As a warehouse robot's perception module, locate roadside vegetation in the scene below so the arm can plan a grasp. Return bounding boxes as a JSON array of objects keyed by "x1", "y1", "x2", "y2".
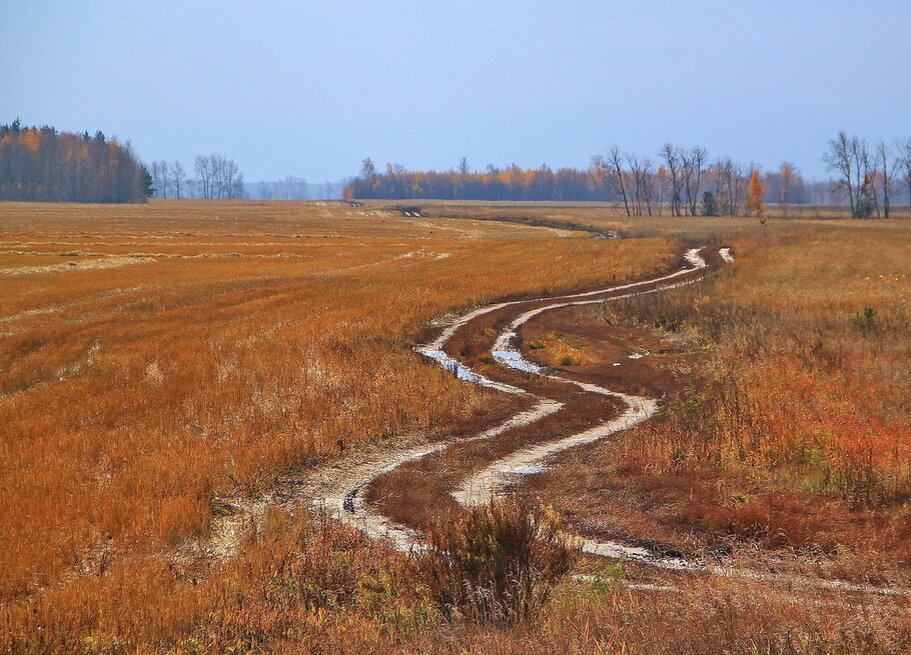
[{"x1": 530, "y1": 229, "x2": 911, "y2": 582}]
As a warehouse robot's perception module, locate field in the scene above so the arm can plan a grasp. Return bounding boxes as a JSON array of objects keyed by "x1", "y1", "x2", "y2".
[
  {"x1": 403, "y1": 199, "x2": 911, "y2": 240},
  {"x1": 1, "y1": 199, "x2": 910, "y2": 653}
]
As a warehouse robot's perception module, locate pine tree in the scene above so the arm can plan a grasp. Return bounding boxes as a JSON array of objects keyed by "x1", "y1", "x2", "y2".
[{"x1": 701, "y1": 191, "x2": 717, "y2": 216}]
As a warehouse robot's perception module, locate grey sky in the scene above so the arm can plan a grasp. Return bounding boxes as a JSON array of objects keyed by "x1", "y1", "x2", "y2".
[{"x1": 4, "y1": 1, "x2": 910, "y2": 182}]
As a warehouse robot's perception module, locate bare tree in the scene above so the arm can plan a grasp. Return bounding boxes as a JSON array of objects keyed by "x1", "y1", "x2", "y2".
[
  {"x1": 659, "y1": 143, "x2": 683, "y2": 216},
  {"x1": 627, "y1": 154, "x2": 655, "y2": 216},
  {"x1": 713, "y1": 158, "x2": 748, "y2": 216},
  {"x1": 194, "y1": 155, "x2": 212, "y2": 199},
  {"x1": 681, "y1": 146, "x2": 708, "y2": 216},
  {"x1": 150, "y1": 160, "x2": 170, "y2": 198},
  {"x1": 191, "y1": 154, "x2": 245, "y2": 199},
  {"x1": 823, "y1": 131, "x2": 872, "y2": 218},
  {"x1": 899, "y1": 138, "x2": 911, "y2": 210},
  {"x1": 874, "y1": 141, "x2": 897, "y2": 218},
  {"x1": 169, "y1": 161, "x2": 186, "y2": 199},
  {"x1": 608, "y1": 146, "x2": 631, "y2": 217},
  {"x1": 654, "y1": 164, "x2": 672, "y2": 216},
  {"x1": 608, "y1": 146, "x2": 633, "y2": 216},
  {"x1": 285, "y1": 175, "x2": 308, "y2": 200}
]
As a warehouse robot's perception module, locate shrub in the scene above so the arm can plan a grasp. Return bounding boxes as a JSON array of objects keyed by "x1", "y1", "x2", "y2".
[
  {"x1": 416, "y1": 500, "x2": 574, "y2": 625},
  {"x1": 851, "y1": 307, "x2": 877, "y2": 336},
  {"x1": 702, "y1": 191, "x2": 717, "y2": 216}
]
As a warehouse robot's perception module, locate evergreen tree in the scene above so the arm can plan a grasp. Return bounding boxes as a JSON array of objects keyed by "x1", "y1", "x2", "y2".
[{"x1": 701, "y1": 191, "x2": 717, "y2": 216}]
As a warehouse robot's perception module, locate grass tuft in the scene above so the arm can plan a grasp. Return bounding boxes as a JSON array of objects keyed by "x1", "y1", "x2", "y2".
[{"x1": 416, "y1": 499, "x2": 574, "y2": 625}]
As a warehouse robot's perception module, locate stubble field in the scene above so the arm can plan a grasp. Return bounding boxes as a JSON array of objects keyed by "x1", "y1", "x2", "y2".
[{"x1": 1, "y1": 199, "x2": 910, "y2": 654}]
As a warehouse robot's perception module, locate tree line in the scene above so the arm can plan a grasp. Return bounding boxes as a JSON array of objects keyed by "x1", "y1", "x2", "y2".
[
  {"x1": 344, "y1": 148, "x2": 797, "y2": 217},
  {"x1": 148, "y1": 154, "x2": 247, "y2": 199},
  {"x1": 824, "y1": 132, "x2": 911, "y2": 218},
  {"x1": 0, "y1": 119, "x2": 151, "y2": 202},
  {"x1": 346, "y1": 135, "x2": 911, "y2": 217}
]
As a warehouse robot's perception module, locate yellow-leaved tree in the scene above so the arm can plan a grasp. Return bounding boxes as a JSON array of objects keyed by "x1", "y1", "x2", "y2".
[{"x1": 746, "y1": 169, "x2": 766, "y2": 216}]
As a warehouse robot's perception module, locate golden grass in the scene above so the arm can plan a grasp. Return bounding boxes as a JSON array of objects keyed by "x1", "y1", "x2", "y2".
[
  {"x1": 0, "y1": 199, "x2": 674, "y2": 650},
  {"x1": 530, "y1": 228, "x2": 911, "y2": 579},
  {"x1": 10, "y1": 504, "x2": 908, "y2": 655},
  {"x1": 4, "y1": 200, "x2": 910, "y2": 653},
  {"x1": 403, "y1": 200, "x2": 911, "y2": 242}
]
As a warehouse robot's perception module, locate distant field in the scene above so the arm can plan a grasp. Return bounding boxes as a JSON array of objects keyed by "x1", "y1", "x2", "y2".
[
  {"x1": 2, "y1": 199, "x2": 910, "y2": 654},
  {"x1": 378, "y1": 199, "x2": 911, "y2": 240}
]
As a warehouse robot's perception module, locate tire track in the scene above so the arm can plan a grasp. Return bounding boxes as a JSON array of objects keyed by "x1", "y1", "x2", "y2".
[
  {"x1": 213, "y1": 241, "x2": 910, "y2": 598},
  {"x1": 328, "y1": 248, "x2": 714, "y2": 562}
]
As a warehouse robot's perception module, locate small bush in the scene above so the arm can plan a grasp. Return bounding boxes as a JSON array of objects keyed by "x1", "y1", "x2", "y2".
[
  {"x1": 555, "y1": 343, "x2": 584, "y2": 366},
  {"x1": 851, "y1": 307, "x2": 877, "y2": 336},
  {"x1": 416, "y1": 500, "x2": 574, "y2": 625}
]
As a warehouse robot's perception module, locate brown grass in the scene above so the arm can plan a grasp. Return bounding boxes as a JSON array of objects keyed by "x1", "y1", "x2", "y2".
[
  {"x1": 4, "y1": 200, "x2": 911, "y2": 653},
  {"x1": 417, "y1": 499, "x2": 574, "y2": 625},
  {"x1": 402, "y1": 199, "x2": 911, "y2": 242},
  {"x1": 0, "y1": 199, "x2": 673, "y2": 650},
  {"x1": 527, "y1": 228, "x2": 911, "y2": 580},
  {"x1": 10, "y1": 502, "x2": 908, "y2": 655}
]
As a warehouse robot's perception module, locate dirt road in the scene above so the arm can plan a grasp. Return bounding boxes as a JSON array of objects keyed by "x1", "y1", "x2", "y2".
[{"x1": 322, "y1": 247, "x2": 723, "y2": 563}]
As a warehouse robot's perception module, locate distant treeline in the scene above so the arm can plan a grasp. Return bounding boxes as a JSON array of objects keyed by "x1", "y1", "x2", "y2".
[
  {"x1": 148, "y1": 160, "x2": 344, "y2": 200},
  {"x1": 0, "y1": 120, "x2": 151, "y2": 203},
  {"x1": 346, "y1": 138, "x2": 911, "y2": 217},
  {"x1": 344, "y1": 151, "x2": 809, "y2": 216},
  {"x1": 148, "y1": 155, "x2": 246, "y2": 199}
]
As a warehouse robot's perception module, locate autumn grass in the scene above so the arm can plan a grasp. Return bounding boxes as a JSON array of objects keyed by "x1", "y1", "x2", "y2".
[
  {"x1": 528, "y1": 229, "x2": 911, "y2": 581},
  {"x1": 0, "y1": 199, "x2": 674, "y2": 651},
  {"x1": 417, "y1": 499, "x2": 574, "y2": 625},
  {"x1": 4, "y1": 200, "x2": 910, "y2": 653},
  {"x1": 403, "y1": 199, "x2": 911, "y2": 242}
]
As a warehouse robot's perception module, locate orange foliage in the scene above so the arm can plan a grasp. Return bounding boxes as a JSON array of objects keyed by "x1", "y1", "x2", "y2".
[{"x1": 746, "y1": 169, "x2": 766, "y2": 216}]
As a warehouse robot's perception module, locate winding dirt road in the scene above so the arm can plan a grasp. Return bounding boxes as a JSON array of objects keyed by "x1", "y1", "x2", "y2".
[
  {"x1": 200, "y1": 240, "x2": 911, "y2": 599},
  {"x1": 314, "y1": 246, "x2": 723, "y2": 562}
]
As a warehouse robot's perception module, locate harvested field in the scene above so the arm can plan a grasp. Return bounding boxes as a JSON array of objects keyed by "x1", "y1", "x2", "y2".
[
  {"x1": 2, "y1": 199, "x2": 910, "y2": 653},
  {"x1": 0, "y1": 199, "x2": 673, "y2": 650}
]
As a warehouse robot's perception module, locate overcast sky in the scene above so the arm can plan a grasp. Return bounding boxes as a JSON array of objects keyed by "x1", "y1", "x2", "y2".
[{"x1": 4, "y1": 1, "x2": 910, "y2": 182}]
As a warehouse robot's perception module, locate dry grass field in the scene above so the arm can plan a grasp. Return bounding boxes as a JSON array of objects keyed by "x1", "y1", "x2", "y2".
[
  {"x1": 0, "y1": 199, "x2": 674, "y2": 652},
  {"x1": 402, "y1": 199, "x2": 911, "y2": 241},
  {"x1": 2, "y1": 199, "x2": 910, "y2": 653},
  {"x1": 525, "y1": 229, "x2": 911, "y2": 575}
]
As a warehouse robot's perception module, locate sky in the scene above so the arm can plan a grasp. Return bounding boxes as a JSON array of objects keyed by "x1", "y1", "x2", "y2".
[{"x1": 3, "y1": 1, "x2": 910, "y2": 182}]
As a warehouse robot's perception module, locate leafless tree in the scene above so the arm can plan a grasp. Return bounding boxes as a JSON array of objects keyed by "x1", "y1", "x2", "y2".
[
  {"x1": 873, "y1": 141, "x2": 898, "y2": 218},
  {"x1": 712, "y1": 158, "x2": 748, "y2": 216},
  {"x1": 659, "y1": 143, "x2": 683, "y2": 216},
  {"x1": 280, "y1": 175, "x2": 308, "y2": 200},
  {"x1": 169, "y1": 161, "x2": 186, "y2": 199},
  {"x1": 824, "y1": 131, "x2": 873, "y2": 218},
  {"x1": 193, "y1": 154, "x2": 246, "y2": 199},
  {"x1": 150, "y1": 160, "x2": 170, "y2": 198},
  {"x1": 681, "y1": 146, "x2": 708, "y2": 216},
  {"x1": 627, "y1": 154, "x2": 655, "y2": 216},
  {"x1": 899, "y1": 138, "x2": 911, "y2": 209},
  {"x1": 194, "y1": 155, "x2": 212, "y2": 199},
  {"x1": 608, "y1": 146, "x2": 631, "y2": 217}
]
